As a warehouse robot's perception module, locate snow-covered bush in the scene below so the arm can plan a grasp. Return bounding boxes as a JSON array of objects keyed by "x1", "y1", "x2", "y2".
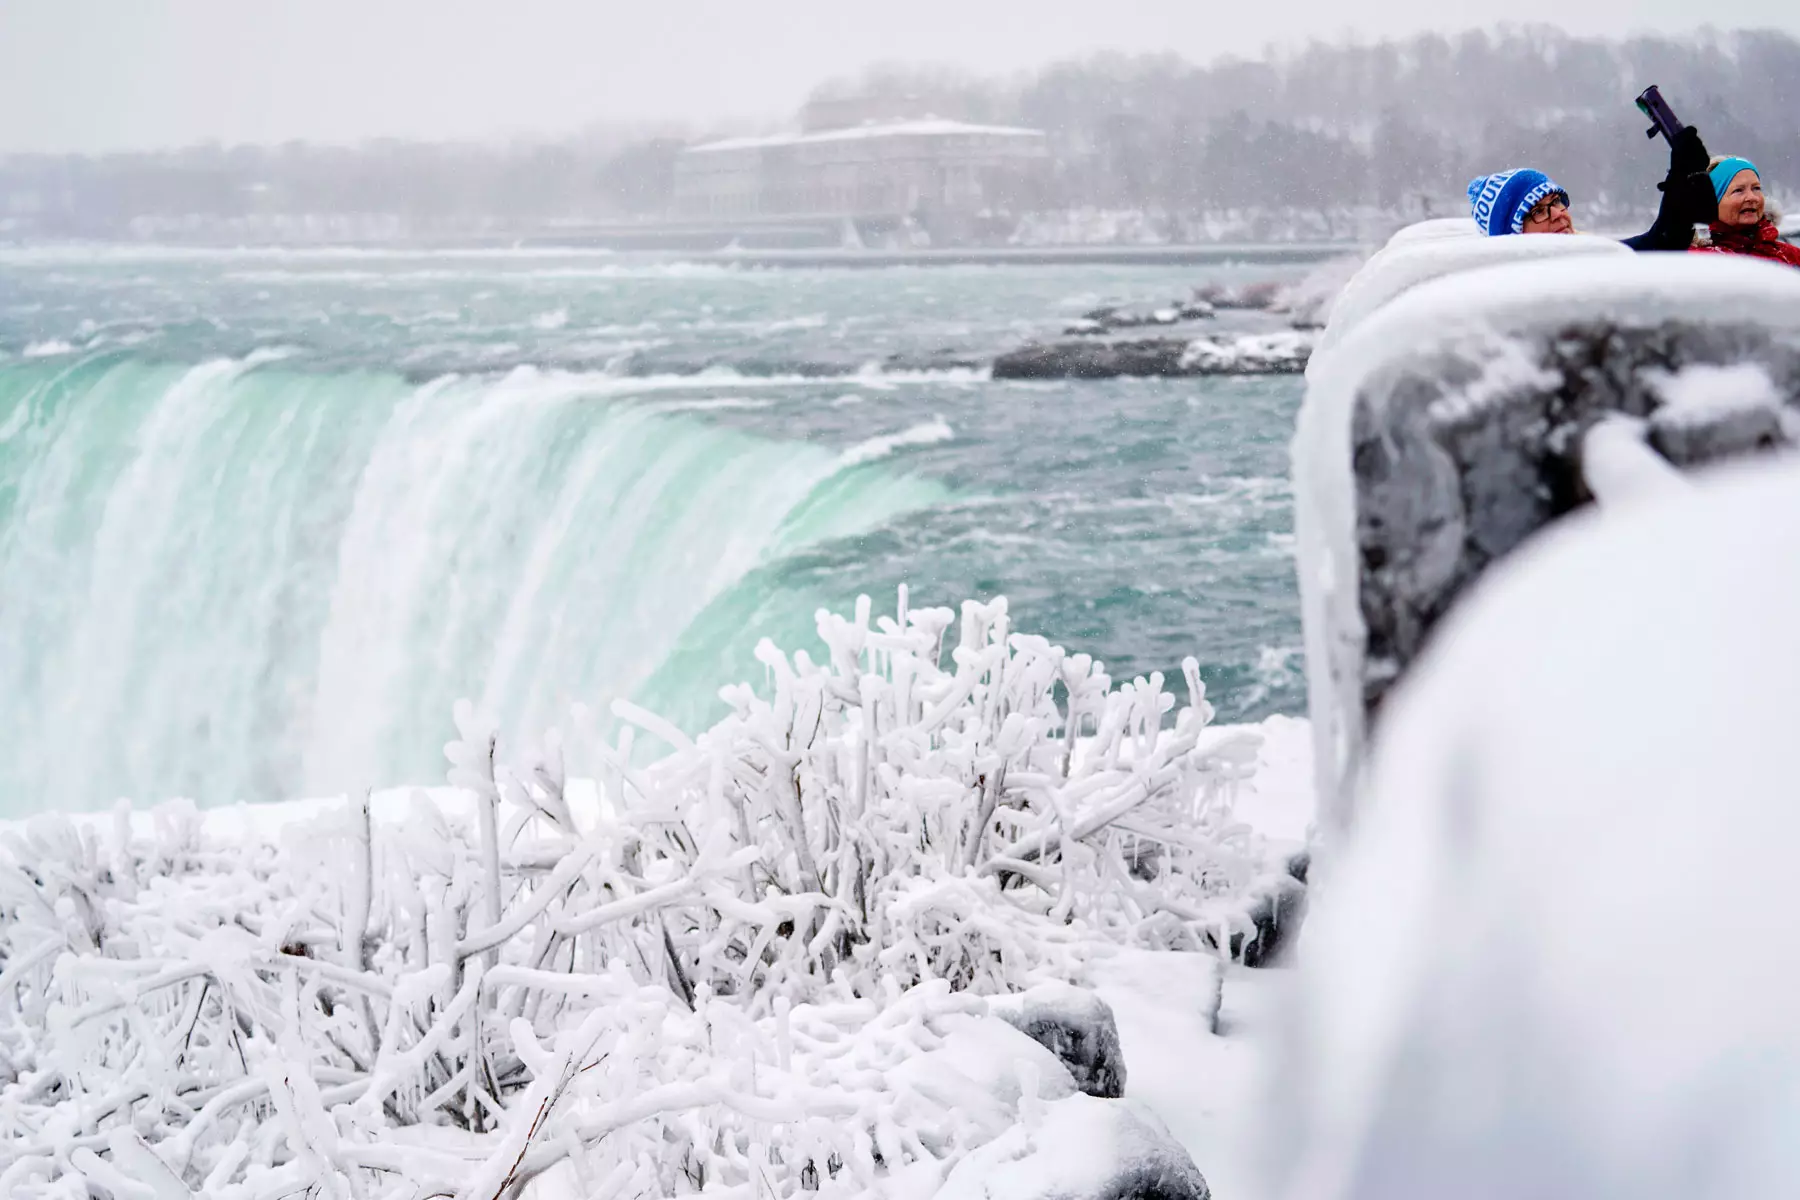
[{"x1": 0, "y1": 593, "x2": 1267, "y2": 1199}]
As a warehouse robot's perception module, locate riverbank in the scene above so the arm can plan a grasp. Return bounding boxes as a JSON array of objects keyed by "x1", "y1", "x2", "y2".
[{"x1": 0, "y1": 238, "x2": 1365, "y2": 268}]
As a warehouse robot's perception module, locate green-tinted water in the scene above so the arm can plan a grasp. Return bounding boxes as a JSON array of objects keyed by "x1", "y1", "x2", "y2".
[{"x1": 0, "y1": 248, "x2": 1304, "y2": 811}]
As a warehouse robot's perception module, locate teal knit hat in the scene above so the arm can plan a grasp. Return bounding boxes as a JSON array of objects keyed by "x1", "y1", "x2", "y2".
[{"x1": 1709, "y1": 157, "x2": 1759, "y2": 202}]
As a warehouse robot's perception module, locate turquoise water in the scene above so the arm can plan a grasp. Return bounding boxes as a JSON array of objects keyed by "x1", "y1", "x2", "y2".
[{"x1": 0, "y1": 248, "x2": 1304, "y2": 811}]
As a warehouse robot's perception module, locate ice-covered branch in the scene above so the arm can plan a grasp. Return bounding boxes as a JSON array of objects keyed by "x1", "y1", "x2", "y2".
[{"x1": 0, "y1": 591, "x2": 1277, "y2": 1199}]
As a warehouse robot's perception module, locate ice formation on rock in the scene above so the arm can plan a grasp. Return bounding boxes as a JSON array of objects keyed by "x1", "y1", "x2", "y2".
[{"x1": 1293, "y1": 236, "x2": 1800, "y2": 832}]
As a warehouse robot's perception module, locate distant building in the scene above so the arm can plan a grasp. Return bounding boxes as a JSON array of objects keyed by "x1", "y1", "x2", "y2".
[{"x1": 671, "y1": 119, "x2": 1050, "y2": 237}]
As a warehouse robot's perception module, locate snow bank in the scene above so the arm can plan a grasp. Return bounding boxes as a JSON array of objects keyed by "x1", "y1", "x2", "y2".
[
  {"x1": 0, "y1": 592, "x2": 1297, "y2": 1200},
  {"x1": 1271, "y1": 455, "x2": 1800, "y2": 1200},
  {"x1": 936, "y1": 1092, "x2": 1210, "y2": 1200},
  {"x1": 1293, "y1": 246, "x2": 1800, "y2": 833},
  {"x1": 1226, "y1": 714, "x2": 1314, "y2": 846}
]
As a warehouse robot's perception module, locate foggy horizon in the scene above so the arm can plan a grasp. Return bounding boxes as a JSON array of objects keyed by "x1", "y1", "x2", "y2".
[{"x1": 7, "y1": 0, "x2": 1800, "y2": 155}]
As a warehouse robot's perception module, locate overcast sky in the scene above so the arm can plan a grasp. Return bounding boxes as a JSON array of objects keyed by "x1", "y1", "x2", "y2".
[{"x1": 4, "y1": 0, "x2": 1796, "y2": 153}]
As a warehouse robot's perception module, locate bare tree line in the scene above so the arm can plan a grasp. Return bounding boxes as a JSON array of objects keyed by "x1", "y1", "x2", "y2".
[{"x1": 3, "y1": 26, "x2": 1796, "y2": 240}]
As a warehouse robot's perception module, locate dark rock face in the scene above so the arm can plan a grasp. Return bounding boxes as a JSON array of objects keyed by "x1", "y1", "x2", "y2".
[
  {"x1": 1234, "y1": 874, "x2": 1309, "y2": 968},
  {"x1": 988, "y1": 983, "x2": 1128, "y2": 1099},
  {"x1": 992, "y1": 335, "x2": 1310, "y2": 380},
  {"x1": 994, "y1": 339, "x2": 1191, "y2": 380},
  {"x1": 1351, "y1": 321, "x2": 1800, "y2": 721}
]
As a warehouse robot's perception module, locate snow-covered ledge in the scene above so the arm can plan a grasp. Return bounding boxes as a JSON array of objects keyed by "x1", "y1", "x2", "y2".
[{"x1": 1272, "y1": 457, "x2": 1800, "y2": 1200}]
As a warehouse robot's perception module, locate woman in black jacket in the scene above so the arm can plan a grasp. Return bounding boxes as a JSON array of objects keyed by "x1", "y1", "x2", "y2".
[{"x1": 1621, "y1": 125, "x2": 1717, "y2": 251}]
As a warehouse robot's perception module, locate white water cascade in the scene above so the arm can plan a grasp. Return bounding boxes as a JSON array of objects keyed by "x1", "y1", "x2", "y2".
[{"x1": 0, "y1": 356, "x2": 945, "y2": 813}]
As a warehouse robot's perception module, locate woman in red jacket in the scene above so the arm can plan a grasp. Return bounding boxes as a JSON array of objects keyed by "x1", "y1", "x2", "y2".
[{"x1": 1692, "y1": 157, "x2": 1800, "y2": 267}]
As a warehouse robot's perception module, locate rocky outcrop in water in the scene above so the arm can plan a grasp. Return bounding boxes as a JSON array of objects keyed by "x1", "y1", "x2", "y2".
[
  {"x1": 1065, "y1": 300, "x2": 1216, "y2": 336},
  {"x1": 993, "y1": 333, "x2": 1312, "y2": 380}
]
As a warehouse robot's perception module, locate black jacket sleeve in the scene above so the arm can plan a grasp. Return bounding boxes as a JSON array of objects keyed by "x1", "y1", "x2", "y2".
[{"x1": 1625, "y1": 126, "x2": 1713, "y2": 252}]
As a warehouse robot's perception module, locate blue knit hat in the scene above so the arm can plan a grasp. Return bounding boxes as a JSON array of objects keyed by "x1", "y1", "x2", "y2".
[
  {"x1": 1467, "y1": 169, "x2": 1568, "y2": 236},
  {"x1": 1708, "y1": 157, "x2": 1759, "y2": 202}
]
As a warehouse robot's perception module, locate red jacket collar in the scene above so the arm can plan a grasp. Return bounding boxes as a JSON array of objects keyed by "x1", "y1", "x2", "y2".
[{"x1": 1708, "y1": 219, "x2": 1782, "y2": 247}]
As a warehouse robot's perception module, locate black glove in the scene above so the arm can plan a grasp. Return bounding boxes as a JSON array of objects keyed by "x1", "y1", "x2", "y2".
[
  {"x1": 1660, "y1": 125, "x2": 1711, "y2": 185},
  {"x1": 1667, "y1": 171, "x2": 1718, "y2": 227}
]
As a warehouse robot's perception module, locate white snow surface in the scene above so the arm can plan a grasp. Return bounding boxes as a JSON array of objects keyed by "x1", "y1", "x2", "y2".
[
  {"x1": 1091, "y1": 951, "x2": 1281, "y2": 1200},
  {"x1": 1292, "y1": 242, "x2": 1800, "y2": 832},
  {"x1": 1178, "y1": 331, "x2": 1313, "y2": 373},
  {"x1": 0, "y1": 593, "x2": 1311, "y2": 1200},
  {"x1": 934, "y1": 1091, "x2": 1200, "y2": 1200},
  {"x1": 1308, "y1": 230, "x2": 1628, "y2": 368},
  {"x1": 1379, "y1": 217, "x2": 1480, "y2": 247},
  {"x1": 1272, "y1": 454, "x2": 1800, "y2": 1200},
  {"x1": 1645, "y1": 360, "x2": 1788, "y2": 427},
  {"x1": 1578, "y1": 416, "x2": 1690, "y2": 506}
]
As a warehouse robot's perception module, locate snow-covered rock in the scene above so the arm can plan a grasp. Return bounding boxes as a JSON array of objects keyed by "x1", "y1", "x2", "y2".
[
  {"x1": 1293, "y1": 246, "x2": 1800, "y2": 833},
  {"x1": 991, "y1": 332, "x2": 1310, "y2": 379},
  {"x1": 936, "y1": 1093, "x2": 1211, "y2": 1200},
  {"x1": 1065, "y1": 301, "x2": 1216, "y2": 335},
  {"x1": 1178, "y1": 332, "x2": 1311, "y2": 375},
  {"x1": 988, "y1": 982, "x2": 1128, "y2": 1099},
  {"x1": 1270, "y1": 455, "x2": 1800, "y2": 1200},
  {"x1": 1204, "y1": 869, "x2": 1306, "y2": 968},
  {"x1": 891, "y1": 1011, "x2": 1081, "y2": 1110}
]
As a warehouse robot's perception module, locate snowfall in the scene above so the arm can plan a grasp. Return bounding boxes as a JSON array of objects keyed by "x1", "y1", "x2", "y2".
[{"x1": 8, "y1": 216, "x2": 1800, "y2": 1200}]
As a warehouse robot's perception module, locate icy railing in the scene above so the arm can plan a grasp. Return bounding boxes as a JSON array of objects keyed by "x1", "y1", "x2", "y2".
[
  {"x1": 1307, "y1": 227, "x2": 1627, "y2": 368},
  {"x1": 1293, "y1": 245, "x2": 1800, "y2": 834},
  {"x1": 0, "y1": 592, "x2": 1270, "y2": 1200}
]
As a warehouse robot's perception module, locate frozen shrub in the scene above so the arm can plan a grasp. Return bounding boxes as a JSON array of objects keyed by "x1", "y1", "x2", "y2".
[{"x1": 0, "y1": 592, "x2": 1269, "y2": 1199}]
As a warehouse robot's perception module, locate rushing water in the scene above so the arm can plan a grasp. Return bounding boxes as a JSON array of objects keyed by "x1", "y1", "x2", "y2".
[{"x1": 0, "y1": 247, "x2": 1308, "y2": 812}]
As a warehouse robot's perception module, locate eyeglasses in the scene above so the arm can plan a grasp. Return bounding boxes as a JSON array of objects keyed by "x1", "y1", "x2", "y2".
[{"x1": 1524, "y1": 195, "x2": 1570, "y2": 225}]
